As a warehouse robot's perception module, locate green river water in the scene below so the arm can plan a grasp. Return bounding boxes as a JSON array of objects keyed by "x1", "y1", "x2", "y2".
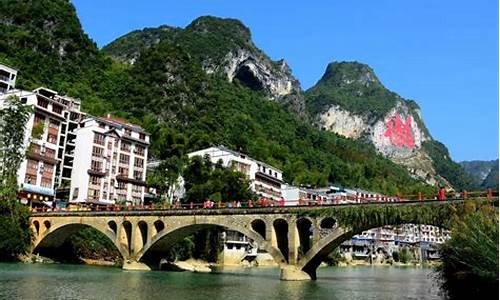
[{"x1": 0, "y1": 263, "x2": 443, "y2": 299}]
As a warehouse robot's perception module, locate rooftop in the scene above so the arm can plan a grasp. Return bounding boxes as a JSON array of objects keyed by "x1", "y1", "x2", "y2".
[
  {"x1": 189, "y1": 145, "x2": 283, "y2": 173},
  {"x1": 95, "y1": 114, "x2": 147, "y2": 134}
]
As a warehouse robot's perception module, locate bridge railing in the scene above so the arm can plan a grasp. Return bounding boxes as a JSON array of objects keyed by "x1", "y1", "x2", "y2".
[{"x1": 31, "y1": 189, "x2": 498, "y2": 213}]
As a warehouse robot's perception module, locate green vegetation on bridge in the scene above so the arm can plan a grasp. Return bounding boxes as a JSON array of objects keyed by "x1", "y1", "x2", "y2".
[{"x1": 295, "y1": 198, "x2": 497, "y2": 232}]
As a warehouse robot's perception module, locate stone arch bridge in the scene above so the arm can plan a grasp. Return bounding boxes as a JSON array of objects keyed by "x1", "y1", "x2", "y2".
[{"x1": 30, "y1": 199, "x2": 489, "y2": 280}]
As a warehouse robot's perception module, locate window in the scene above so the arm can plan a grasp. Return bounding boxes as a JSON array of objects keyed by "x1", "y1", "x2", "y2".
[
  {"x1": 118, "y1": 167, "x2": 129, "y2": 176},
  {"x1": 107, "y1": 141, "x2": 113, "y2": 150},
  {"x1": 119, "y1": 154, "x2": 129, "y2": 164},
  {"x1": 134, "y1": 158, "x2": 144, "y2": 168},
  {"x1": 43, "y1": 163, "x2": 54, "y2": 175},
  {"x1": 92, "y1": 146, "x2": 104, "y2": 157},
  {"x1": 117, "y1": 181, "x2": 126, "y2": 190},
  {"x1": 98, "y1": 122, "x2": 105, "y2": 129},
  {"x1": 26, "y1": 160, "x2": 38, "y2": 173},
  {"x1": 41, "y1": 178, "x2": 52, "y2": 188},
  {"x1": 139, "y1": 133, "x2": 145, "y2": 140},
  {"x1": 37, "y1": 97, "x2": 48, "y2": 108},
  {"x1": 87, "y1": 188, "x2": 100, "y2": 200},
  {"x1": 52, "y1": 104, "x2": 62, "y2": 114},
  {"x1": 133, "y1": 170, "x2": 143, "y2": 180},
  {"x1": 274, "y1": 172, "x2": 277, "y2": 178},
  {"x1": 72, "y1": 187, "x2": 79, "y2": 200},
  {"x1": 93, "y1": 133, "x2": 105, "y2": 145},
  {"x1": 124, "y1": 129, "x2": 132, "y2": 137},
  {"x1": 49, "y1": 120, "x2": 59, "y2": 130},
  {"x1": 134, "y1": 145, "x2": 145, "y2": 156},
  {"x1": 120, "y1": 142, "x2": 131, "y2": 152},
  {"x1": 91, "y1": 160, "x2": 102, "y2": 172},
  {"x1": 24, "y1": 174, "x2": 36, "y2": 184},
  {"x1": 47, "y1": 134, "x2": 57, "y2": 144},
  {"x1": 89, "y1": 176, "x2": 101, "y2": 185},
  {"x1": 45, "y1": 148, "x2": 55, "y2": 158},
  {"x1": 132, "y1": 185, "x2": 142, "y2": 193}
]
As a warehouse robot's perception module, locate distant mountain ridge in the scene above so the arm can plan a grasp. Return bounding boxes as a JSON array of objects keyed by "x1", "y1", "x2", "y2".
[{"x1": 460, "y1": 160, "x2": 499, "y2": 189}]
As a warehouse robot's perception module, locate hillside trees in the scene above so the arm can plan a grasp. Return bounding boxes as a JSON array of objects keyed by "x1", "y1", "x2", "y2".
[{"x1": 0, "y1": 95, "x2": 33, "y2": 260}]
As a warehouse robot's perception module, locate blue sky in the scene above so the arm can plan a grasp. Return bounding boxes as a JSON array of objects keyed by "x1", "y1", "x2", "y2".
[{"x1": 72, "y1": 0, "x2": 498, "y2": 162}]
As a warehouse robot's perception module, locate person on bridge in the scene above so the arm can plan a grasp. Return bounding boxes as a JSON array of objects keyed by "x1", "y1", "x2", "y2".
[
  {"x1": 316, "y1": 195, "x2": 322, "y2": 206},
  {"x1": 438, "y1": 187, "x2": 446, "y2": 201}
]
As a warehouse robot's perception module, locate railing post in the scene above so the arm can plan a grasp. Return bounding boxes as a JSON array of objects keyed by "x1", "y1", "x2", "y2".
[
  {"x1": 418, "y1": 192, "x2": 422, "y2": 201},
  {"x1": 463, "y1": 190, "x2": 468, "y2": 200}
]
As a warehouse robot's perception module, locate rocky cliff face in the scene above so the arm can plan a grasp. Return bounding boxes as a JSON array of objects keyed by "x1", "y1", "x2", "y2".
[
  {"x1": 306, "y1": 61, "x2": 462, "y2": 187},
  {"x1": 460, "y1": 160, "x2": 499, "y2": 188},
  {"x1": 103, "y1": 16, "x2": 305, "y2": 116}
]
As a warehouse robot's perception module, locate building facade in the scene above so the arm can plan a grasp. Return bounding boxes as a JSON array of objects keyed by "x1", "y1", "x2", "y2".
[
  {"x1": 0, "y1": 63, "x2": 17, "y2": 94},
  {"x1": 188, "y1": 146, "x2": 284, "y2": 200},
  {"x1": 340, "y1": 224, "x2": 451, "y2": 261},
  {"x1": 0, "y1": 87, "x2": 76, "y2": 205},
  {"x1": 69, "y1": 116, "x2": 149, "y2": 205}
]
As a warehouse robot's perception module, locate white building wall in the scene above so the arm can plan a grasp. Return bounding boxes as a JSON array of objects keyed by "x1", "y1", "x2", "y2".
[
  {"x1": 187, "y1": 146, "x2": 284, "y2": 200},
  {"x1": 69, "y1": 125, "x2": 94, "y2": 203}
]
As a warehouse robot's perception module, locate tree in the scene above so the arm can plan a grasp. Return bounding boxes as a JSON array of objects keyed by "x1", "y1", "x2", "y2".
[
  {"x1": 147, "y1": 156, "x2": 186, "y2": 203},
  {"x1": 0, "y1": 95, "x2": 31, "y2": 202},
  {"x1": 0, "y1": 95, "x2": 33, "y2": 260},
  {"x1": 183, "y1": 155, "x2": 255, "y2": 202}
]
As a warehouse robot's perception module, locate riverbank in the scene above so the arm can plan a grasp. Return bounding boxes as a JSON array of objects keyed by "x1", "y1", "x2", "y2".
[
  {"x1": 336, "y1": 259, "x2": 442, "y2": 268},
  {"x1": 19, "y1": 253, "x2": 440, "y2": 271}
]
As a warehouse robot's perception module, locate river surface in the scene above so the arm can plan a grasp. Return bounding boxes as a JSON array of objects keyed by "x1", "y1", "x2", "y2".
[{"x1": 0, "y1": 263, "x2": 443, "y2": 299}]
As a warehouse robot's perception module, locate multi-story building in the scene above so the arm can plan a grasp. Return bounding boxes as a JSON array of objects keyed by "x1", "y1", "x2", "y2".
[
  {"x1": 0, "y1": 87, "x2": 72, "y2": 205},
  {"x1": 28, "y1": 88, "x2": 86, "y2": 191},
  {"x1": 69, "y1": 116, "x2": 149, "y2": 205},
  {"x1": 188, "y1": 146, "x2": 284, "y2": 200},
  {"x1": 0, "y1": 63, "x2": 17, "y2": 94},
  {"x1": 340, "y1": 224, "x2": 451, "y2": 261}
]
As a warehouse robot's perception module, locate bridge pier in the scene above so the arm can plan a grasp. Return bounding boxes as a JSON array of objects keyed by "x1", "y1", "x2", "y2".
[
  {"x1": 122, "y1": 260, "x2": 151, "y2": 271},
  {"x1": 280, "y1": 265, "x2": 312, "y2": 281}
]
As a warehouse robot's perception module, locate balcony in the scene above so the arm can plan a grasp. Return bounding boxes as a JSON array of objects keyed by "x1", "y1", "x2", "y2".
[
  {"x1": 87, "y1": 169, "x2": 106, "y2": 177},
  {"x1": 255, "y1": 171, "x2": 283, "y2": 188},
  {"x1": 116, "y1": 175, "x2": 147, "y2": 186},
  {"x1": 27, "y1": 148, "x2": 58, "y2": 165}
]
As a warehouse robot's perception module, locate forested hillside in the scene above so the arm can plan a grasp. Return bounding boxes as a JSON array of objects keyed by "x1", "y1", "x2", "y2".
[{"x1": 0, "y1": 0, "x2": 444, "y2": 196}]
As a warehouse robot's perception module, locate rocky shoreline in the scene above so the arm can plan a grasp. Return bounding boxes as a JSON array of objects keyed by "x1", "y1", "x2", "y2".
[{"x1": 19, "y1": 254, "x2": 440, "y2": 272}]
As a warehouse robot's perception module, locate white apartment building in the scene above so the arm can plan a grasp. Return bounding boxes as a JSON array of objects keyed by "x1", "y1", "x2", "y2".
[
  {"x1": 188, "y1": 146, "x2": 284, "y2": 200},
  {"x1": 0, "y1": 87, "x2": 74, "y2": 205},
  {"x1": 69, "y1": 116, "x2": 149, "y2": 205},
  {"x1": 0, "y1": 63, "x2": 17, "y2": 94}
]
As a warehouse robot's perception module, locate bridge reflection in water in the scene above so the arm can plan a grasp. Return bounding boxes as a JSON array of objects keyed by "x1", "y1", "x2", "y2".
[{"x1": 29, "y1": 198, "x2": 495, "y2": 280}]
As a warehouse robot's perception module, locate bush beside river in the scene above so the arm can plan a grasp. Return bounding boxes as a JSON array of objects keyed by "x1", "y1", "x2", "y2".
[{"x1": 436, "y1": 202, "x2": 498, "y2": 299}]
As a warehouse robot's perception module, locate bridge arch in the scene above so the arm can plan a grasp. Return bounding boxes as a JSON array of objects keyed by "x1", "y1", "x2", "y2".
[
  {"x1": 31, "y1": 218, "x2": 127, "y2": 261},
  {"x1": 298, "y1": 219, "x2": 450, "y2": 279},
  {"x1": 136, "y1": 218, "x2": 287, "y2": 268},
  {"x1": 251, "y1": 219, "x2": 266, "y2": 239}
]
